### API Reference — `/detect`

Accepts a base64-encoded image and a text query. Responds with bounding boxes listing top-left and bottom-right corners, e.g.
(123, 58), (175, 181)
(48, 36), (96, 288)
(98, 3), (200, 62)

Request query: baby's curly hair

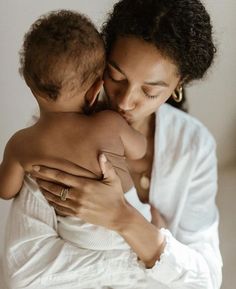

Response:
(20, 10), (105, 100)
(102, 0), (216, 84)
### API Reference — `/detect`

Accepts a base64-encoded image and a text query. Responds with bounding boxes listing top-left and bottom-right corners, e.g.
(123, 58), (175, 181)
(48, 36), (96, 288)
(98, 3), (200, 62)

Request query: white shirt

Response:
(57, 186), (151, 251)
(3, 104), (222, 289)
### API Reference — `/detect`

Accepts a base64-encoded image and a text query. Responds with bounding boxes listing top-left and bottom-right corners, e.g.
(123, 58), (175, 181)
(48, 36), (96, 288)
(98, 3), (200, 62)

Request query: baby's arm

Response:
(0, 137), (25, 199)
(97, 110), (147, 160)
(119, 118), (147, 160)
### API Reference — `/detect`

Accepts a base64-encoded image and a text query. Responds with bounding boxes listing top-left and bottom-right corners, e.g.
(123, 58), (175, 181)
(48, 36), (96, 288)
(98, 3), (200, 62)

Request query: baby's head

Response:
(20, 10), (105, 113)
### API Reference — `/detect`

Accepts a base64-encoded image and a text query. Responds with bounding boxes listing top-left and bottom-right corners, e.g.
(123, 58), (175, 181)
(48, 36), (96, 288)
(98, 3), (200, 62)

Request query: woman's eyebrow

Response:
(144, 80), (169, 87)
(108, 61), (126, 76)
(108, 60), (169, 87)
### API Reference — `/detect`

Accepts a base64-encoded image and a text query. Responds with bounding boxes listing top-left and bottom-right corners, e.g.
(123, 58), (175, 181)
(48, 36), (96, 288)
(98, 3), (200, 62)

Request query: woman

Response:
(4, 0), (222, 288)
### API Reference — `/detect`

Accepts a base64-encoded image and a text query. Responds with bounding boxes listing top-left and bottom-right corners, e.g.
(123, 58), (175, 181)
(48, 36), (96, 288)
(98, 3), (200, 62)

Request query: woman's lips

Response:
(116, 108), (134, 123)
(120, 112), (130, 119)
(120, 113), (132, 124)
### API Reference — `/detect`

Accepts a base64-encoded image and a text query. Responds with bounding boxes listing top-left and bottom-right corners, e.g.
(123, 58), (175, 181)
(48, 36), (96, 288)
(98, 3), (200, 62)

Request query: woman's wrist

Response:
(115, 201), (166, 268)
(110, 200), (134, 232)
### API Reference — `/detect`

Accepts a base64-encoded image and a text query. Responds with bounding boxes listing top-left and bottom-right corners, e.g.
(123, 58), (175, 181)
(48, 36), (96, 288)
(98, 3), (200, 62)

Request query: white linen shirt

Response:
(3, 104), (222, 289)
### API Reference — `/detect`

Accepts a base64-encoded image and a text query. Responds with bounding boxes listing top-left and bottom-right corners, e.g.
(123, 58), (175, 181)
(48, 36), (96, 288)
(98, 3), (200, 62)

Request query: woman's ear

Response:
(178, 75), (189, 87)
(85, 78), (104, 108)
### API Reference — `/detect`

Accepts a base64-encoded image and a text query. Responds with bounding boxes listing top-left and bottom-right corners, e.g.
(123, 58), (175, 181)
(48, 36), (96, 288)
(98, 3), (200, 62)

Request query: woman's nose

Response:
(117, 87), (136, 111)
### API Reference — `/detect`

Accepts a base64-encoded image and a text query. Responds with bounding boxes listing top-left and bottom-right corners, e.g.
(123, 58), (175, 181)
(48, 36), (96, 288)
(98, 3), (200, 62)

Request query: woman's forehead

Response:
(108, 36), (179, 82)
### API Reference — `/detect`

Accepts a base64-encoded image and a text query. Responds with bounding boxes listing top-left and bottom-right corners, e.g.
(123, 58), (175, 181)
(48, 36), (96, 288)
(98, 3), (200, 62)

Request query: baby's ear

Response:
(85, 78), (104, 107)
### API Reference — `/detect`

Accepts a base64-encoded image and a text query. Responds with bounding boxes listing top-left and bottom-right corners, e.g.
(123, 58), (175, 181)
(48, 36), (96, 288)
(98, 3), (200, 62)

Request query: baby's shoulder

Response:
(92, 110), (127, 129)
(3, 127), (31, 157)
(8, 127), (30, 143)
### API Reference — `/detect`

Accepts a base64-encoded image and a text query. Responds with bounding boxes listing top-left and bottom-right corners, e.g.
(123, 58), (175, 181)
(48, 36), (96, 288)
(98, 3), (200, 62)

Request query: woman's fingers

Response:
(47, 200), (75, 217)
(41, 188), (74, 209)
(98, 154), (118, 183)
(41, 189), (81, 217)
(32, 163), (98, 179)
(32, 166), (87, 188)
(30, 158), (123, 224)
(37, 179), (65, 197)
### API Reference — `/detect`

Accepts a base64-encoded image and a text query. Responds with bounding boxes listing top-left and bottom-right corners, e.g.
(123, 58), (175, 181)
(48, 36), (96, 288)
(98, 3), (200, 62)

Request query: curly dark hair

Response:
(20, 10), (105, 100)
(102, 0), (216, 111)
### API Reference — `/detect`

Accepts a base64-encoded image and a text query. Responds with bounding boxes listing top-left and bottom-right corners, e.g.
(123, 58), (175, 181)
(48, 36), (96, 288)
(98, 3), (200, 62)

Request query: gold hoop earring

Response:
(172, 86), (183, 103)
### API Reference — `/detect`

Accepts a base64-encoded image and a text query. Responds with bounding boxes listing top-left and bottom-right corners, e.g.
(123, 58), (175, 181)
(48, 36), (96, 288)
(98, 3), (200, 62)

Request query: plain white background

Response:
(0, 1), (235, 288)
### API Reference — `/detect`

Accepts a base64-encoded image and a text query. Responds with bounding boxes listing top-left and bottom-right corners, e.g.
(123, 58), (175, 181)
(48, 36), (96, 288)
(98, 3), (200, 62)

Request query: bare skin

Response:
(103, 36), (182, 203)
(0, 108), (147, 201)
(29, 36), (183, 267)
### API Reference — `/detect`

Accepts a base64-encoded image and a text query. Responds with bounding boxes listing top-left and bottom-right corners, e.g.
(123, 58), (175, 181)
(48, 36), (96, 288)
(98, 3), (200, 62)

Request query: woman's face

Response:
(103, 36), (181, 127)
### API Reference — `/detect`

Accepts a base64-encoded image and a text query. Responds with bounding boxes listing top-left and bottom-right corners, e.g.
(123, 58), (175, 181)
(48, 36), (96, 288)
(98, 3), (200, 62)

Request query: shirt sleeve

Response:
(145, 133), (223, 288)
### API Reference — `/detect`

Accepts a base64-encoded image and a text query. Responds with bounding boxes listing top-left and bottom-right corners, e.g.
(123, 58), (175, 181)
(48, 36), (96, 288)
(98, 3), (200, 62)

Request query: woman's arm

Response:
(145, 132), (222, 289)
(32, 154), (166, 267)
(32, 134), (222, 289)
(4, 155), (165, 288)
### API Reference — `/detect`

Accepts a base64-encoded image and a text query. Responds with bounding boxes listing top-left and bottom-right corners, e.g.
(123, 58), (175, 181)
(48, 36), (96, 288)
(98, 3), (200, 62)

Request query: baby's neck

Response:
(39, 107), (83, 118)
(37, 109), (83, 124)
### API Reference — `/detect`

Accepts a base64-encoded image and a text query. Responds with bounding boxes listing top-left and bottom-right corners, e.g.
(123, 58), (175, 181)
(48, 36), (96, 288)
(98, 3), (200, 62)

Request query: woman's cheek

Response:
(103, 75), (113, 93)
(104, 80), (120, 99)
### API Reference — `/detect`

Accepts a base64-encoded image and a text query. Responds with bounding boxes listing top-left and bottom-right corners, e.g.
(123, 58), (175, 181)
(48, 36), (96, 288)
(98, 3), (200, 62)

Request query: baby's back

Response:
(14, 110), (133, 192)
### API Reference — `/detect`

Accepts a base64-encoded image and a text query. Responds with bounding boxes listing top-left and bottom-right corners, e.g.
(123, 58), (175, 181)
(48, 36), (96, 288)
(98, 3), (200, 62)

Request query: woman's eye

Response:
(144, 91), (159, 99)
(106, 70), (125, 83)
(109, 74), (121, 83)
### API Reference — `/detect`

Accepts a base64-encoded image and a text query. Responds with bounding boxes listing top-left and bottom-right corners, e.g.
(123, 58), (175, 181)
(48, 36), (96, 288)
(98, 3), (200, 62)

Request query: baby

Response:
(0, 10), (150, 288)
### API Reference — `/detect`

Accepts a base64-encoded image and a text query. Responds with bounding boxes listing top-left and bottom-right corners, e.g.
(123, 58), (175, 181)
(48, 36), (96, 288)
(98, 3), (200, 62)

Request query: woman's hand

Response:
(31, 154), (166, 267)
(31, 154), (129, 231)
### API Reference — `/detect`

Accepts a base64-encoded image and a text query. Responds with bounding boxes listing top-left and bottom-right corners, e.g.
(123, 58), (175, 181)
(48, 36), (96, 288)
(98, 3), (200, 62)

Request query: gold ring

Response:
(60, 187), (69, 201)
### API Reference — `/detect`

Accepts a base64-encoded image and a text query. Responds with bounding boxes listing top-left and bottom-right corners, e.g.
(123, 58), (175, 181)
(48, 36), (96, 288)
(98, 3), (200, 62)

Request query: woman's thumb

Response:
(99, 153), (116, 181)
